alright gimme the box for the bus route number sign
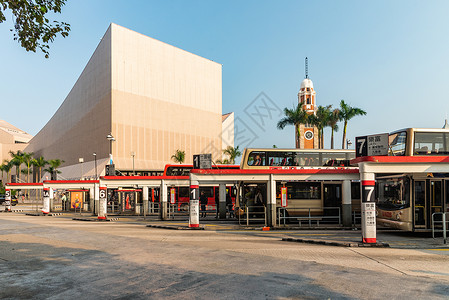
[356,133,389,157]
[193,154,212,169]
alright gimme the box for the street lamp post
[93,153,97,179]
[131,151,135,175]
[106,133,115,164]
[346,139,353,149]
[79,157,84,180]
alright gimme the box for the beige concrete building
[0,120,33,183]
[25,23,226,179]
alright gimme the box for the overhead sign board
[193,154,212,169]
[356,133,389,157]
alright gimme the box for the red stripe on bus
[362,180,376,186]
[352,156,449,164]
[190,168,359,175]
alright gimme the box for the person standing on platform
[226,192,233,218]
[200,191,208,218]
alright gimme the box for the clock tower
[297,57,319,149]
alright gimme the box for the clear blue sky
[2,0,449,149]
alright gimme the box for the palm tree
[277,102,309,148]
[0,163,6,183]
[2,160,13,183]
[327,107,341,149]
[309,105,331,149]
[22,152,34,183]
[44,159,64,180]
[32,156,48,183]
[171,150,186,164]
[9,150,24,182]
[222,146,241,164]
[339,100,367,149]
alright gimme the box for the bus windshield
[376,176,410,210]
[414,132,449,155]
[388,131,407,156]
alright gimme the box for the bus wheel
[180,203,189,211]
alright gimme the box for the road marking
[427,249,449,251]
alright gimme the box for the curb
[72,217,119,222]
[146,224,205,230]
[282,237,390,248]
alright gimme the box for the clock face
[305,130,314,140]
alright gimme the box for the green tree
[2,160,13,183]
[32,156,47,182]
[327,107,341,149]
[171,150,185,164]
[21,151,34,183]
[222,146,241,164]
[309,105,331,149]
[339,100,367,149]
[0,0,71,58]
[44,158,64,179]
[277,102,309,148]
[9,150,24,182]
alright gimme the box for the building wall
[25,27,113,167]
[24,23,224,177]
[222,112,235,156]
[110,24,223,170]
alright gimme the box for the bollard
[98,187,107,220]
[189,183,200,228]
[4,189,11,212]
[42,188,50,214]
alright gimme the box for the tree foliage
[339,100,367,149]
[217,146,241,164]
[0,0,70,58]
[277,102,309,148]
[171,150,185,164]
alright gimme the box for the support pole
[267,174,277,227]
[49,187,54,212]
[219,183,226,219]
[342,180,352,227]
[361,172,376,243]
[4,189,11,212]
[189,178,200,227]
[160,180,168,220]
[142,186,149,217]
[98,186,107,220]
[42,187,50,214]
[94,183,99,215]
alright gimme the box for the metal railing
[277,207,341,227]
[432,212,448,244]
[238,205,266,226]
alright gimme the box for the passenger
[200,191,208,218]
[255,188,263,206]
[226,192,234,218]
[254,155,262,166]
[215,191,220,219]
[281,158,286,166]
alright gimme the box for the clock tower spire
[297,57,319,149]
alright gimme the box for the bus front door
[429,180,444,229]
[413,180,426,229]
